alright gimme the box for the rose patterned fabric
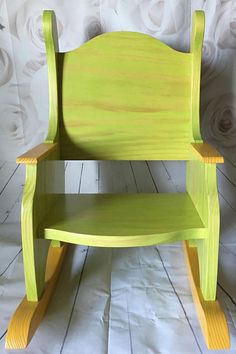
[0,0,235,160]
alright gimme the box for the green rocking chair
[6,10,230,350]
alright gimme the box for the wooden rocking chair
[6,10,230,350]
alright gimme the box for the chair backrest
[43,11,205,160]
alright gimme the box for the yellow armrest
[191,143,224,163]
[16,143,58,164]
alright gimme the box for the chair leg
[23,237,50,302]
[5,243,67,349]
[6,204,67,349]
[197,236,219,301]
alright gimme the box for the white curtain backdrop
[0,0,236,160]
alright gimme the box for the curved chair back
[43,11,205,160]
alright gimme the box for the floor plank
[147,161,176,193]
[97,161,138,193]
[0,163,19,195]
[217,168,236,211]
[0,164,24,223]
[130,161,157,193]
[80,161,99,193]
[65,161,83,194]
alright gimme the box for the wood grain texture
[191,143,224,163]
[187,161,220,300]
[42,11,206,160]
[42,193,207,247]
[43,10,59,144]
[183,241,230,350]
[20,147,64,301]
[60,31,193,160]
[16,143,58,164]
[10,9,227,350]
[190,10,205,142]
[5,244,67,349]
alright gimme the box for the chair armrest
[191,143,224,163]
[16,143,58,164]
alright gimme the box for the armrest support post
[19,143,64,301]
[186,160,220,300]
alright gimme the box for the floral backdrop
[0,0,236,160]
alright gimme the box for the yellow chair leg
[183,241,230,350]
[5,244,67,349]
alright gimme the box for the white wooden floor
[1,160,236,353]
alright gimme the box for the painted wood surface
[2,2,236,164]
[21,147,64,301]
[183,241,230,350]
[42,10,205,161]
[43,10,59,144]
[5,244,67,349]
[190,10,204,143]
[2,160,236,352]
[6,9,229,350]
[186,161,220,300]
[42,193,207,247]
[60,30,192,160]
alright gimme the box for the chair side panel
[60,32,193,160]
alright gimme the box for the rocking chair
[6,10,230,350]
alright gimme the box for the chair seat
[42,193,207,247]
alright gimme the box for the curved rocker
[5,244,67,349]
[183,241,230,350]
